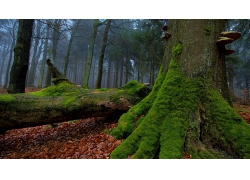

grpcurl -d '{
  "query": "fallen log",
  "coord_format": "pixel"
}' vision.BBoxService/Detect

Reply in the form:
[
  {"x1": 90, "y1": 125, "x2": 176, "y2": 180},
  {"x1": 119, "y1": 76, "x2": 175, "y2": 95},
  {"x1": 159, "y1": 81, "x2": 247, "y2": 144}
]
[{"x1": 0, "y1": 60, "x2": 150, "y2": 133}]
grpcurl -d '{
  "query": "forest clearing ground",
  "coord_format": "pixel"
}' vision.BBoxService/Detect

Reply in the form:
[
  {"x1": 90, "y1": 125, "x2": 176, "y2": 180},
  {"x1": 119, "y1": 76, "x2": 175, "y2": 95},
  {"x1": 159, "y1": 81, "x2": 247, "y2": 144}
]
[{"x1": 0, "y1": 87, "x2": 249, "y2": 159}]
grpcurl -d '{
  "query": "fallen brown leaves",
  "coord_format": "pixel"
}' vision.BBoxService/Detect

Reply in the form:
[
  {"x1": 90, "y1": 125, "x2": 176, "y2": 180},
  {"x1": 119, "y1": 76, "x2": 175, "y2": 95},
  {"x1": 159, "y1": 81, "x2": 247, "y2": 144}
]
[
  {"x1": 0, "y1": 117, "x2": 122, "y2": 159},
  {"x1": 234, "y1": 104, "x2": 250, "y2": 124}
]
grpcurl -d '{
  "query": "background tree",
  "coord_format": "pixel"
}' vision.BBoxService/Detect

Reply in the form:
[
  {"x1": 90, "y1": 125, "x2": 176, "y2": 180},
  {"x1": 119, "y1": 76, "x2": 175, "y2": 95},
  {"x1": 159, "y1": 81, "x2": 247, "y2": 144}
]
[
  {"x1": 26, "y1": 20, "x2": 42, "y2": 87},
  {"x1": 96, "y1": 19, "x2": 112, "y2": 89},
  {"x1": 37, "y1": 20, "x2": 50, "y2": 88},
  {"x1": 81, "y1": 19, "x2": 101, "y2": 89},
  {"x1": 3, "y1": 20, "x2": 18, "y2": 88},
  {"x1": 63, "y1": 19, "x2": 81, "y2": 76},
  {"x1": 7, "y1": 19, "x2": 34, "y2": 93}
]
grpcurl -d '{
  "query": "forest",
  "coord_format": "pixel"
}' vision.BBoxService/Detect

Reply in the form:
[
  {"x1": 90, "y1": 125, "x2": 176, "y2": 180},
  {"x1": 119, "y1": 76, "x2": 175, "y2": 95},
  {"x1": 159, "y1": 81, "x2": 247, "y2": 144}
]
[{"x1": 0, "y1": 19, "x2": 250, "y2": 162}]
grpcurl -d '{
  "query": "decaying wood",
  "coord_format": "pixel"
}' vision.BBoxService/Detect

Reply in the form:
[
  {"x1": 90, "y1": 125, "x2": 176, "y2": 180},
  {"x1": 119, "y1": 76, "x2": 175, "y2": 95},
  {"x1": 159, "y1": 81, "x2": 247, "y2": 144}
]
[{"x1": 0, "y1": 61, "x2": 150, "y2": 133}]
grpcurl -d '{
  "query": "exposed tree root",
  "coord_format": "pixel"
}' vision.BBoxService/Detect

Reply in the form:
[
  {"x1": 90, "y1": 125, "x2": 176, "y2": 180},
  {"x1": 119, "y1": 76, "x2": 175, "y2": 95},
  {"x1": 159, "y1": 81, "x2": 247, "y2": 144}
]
[{"x1": 110, "y1": 58, "x2": 250, "y2": 159}]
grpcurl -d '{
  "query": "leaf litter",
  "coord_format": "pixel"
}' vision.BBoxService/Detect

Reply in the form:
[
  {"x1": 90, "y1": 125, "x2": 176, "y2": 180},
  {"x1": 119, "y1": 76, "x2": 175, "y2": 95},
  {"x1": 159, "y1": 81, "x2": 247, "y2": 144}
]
[{"x1": 0, "y1": 117, "x2": 122, "y2": 159}]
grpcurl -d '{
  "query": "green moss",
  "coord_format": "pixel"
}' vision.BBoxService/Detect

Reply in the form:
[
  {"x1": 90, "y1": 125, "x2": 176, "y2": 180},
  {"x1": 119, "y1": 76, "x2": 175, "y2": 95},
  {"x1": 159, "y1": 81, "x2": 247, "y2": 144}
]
[
  {"x1": 110, "y1": 68, "x2": 165, "y2": 140},
  {"x1": 135, "y1": 116, "x2": 144, "y2": 127},
  {"x1": 111, "y1": 58, "x2": 202, "y2": 158},
  {"x1": 110, "y1": 80, "x2": 151, "y2": 105},
  {"x1": 94, "y1": 88, "x2": 109, "y2": 92},
  {"x1": 29, "y1": 81, "x2": 83, "y2": 98},
  {"x1": 111, "y1": 43, "x2": 192, "y2": 159},
  {"x1": 110, "y1": 113, "x2": 136, "y2": 139},
  {"x1": 172, "y1": 41, "x2": 183, "y2": 57},
  {"x1": 0, "y1": 94, "x2": 15, "y2": 103},
  {"x1": 203, "y1": 26, "x2": 212, "y2": 36},
  {"x1": 203, "y1": 88, "x2": 250, "y2": 158}
]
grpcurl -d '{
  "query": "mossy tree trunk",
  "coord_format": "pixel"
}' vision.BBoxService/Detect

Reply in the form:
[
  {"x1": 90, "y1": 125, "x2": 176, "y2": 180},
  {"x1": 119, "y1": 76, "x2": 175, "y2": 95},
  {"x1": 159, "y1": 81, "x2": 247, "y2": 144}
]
[
  {"x1": 96, "y1": 19, "x2": 112, "y2": 89},
  {"x1": 7, "y1": 19, "x2": 34, "y2": 93},
  {"x1": 0, "y1": 59, "x2": 150, "y2": 133},
  {"x1": 110, "y1": 19, "x2": 250, "y2": 159}
]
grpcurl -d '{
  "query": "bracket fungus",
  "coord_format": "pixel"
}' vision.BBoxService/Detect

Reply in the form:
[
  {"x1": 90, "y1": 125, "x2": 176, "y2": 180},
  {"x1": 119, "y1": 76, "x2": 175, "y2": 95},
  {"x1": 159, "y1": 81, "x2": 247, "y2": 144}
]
[
  {"x1": 161, "y1": 32, "x2": 171, "y2": 41},
  {"x1": 161, "y1": 25, "x2": 171, "y2": 41},
  {"x1": 224, "y1": 49, "x2": 235, "y2": 56},
  {"x1": 162, "y1": 25, "x2": 168, "y2": 31},
  {"x1": 220, "y1": 31, "x2": 241, "y2": 41},
  {"x1": 216, "y1": 37, "x2": 234, "y2": 46},
  {"x1": 216, "y1": 31, "x2": 241, "y2": 56}
]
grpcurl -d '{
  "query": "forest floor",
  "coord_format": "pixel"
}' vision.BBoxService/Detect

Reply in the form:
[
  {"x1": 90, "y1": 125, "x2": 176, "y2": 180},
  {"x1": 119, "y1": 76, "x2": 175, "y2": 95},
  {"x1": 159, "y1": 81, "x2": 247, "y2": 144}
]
[{"x1": 0, "y1": 87, "x2": 250, "y2": 159}]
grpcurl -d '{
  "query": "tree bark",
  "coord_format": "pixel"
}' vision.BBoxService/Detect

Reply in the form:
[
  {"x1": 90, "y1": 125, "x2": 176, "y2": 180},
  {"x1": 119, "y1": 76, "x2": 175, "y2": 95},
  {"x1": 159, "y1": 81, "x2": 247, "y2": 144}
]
[
  {"x1": 96, "y1": 19, "x2": 112, "y2": 89},
  {"x1": 63, "y1": 19, "x2": 81, "y2": 76},
  {"x1": 82, "y1": 19, "x2": 99, "y2": 89},
  {"x1": 110, "y1": 19, "x2": 250, "y2": 159},
  {"x1": 4, "y1": 21, "x2": 17, "y2": 89},
  {"x1": 0, "y1": 42, "x2": 9, "y2": 86},
  {"x1": 38, "y1": 20, "x2": 50, "y2": 88},
  {"x1": 0, "y1": 79, "x2": 150, "y2": 134},
  {"x1": 27, "y1": 20, "x2": 41, "y2": 87},
  {"x1": 7, "y1": 19, "x2": 34, "y2": 93}
]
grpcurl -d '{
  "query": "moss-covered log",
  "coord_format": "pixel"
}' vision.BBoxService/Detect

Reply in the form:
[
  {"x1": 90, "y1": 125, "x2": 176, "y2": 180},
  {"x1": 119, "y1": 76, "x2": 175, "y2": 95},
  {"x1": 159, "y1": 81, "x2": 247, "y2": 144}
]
[
  {"x1": 110, "y1": 20, "x2": 250, "y2": 159},
  {"x1": 0, "y1": 80, "x2": 150, "y2": 133}
]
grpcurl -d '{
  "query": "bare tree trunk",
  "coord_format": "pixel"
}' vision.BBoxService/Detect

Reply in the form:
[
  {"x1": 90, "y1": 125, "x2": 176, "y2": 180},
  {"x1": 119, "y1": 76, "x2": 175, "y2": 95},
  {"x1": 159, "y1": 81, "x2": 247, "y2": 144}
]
[
  {"x1": 38, "y1": 20, "x2": 50, "y2": 88},
  {"x1": 0, "y1": 42, "x2": 9, "y2": 86},
  {"x1": 106, "y1": 58, "x2": 111, "y2": 88},
  {"x1": 4, "y1": 21, "x2": 17, "y2": 89},
  {"x1": 113, "y1": 59, "x2": 119, "y2": 88},
  {"x1": 7, "y1": 19, "x2": 34, "y2": 93},
  {"x1": 119, "y1": 58, "x2": 124, "y2": 87},
  {"x1": 27, "y1": 20, "x2": 41, "y2": 87},
  {"x1": 63, "y1": 19, "x2": 81, "y2": 76},
  {"x1": 96, "y1": 19, "x2": 112, "y2": 89},
  {"x1": 82, "y1": 19, "x2": 99, "y2": 89}
]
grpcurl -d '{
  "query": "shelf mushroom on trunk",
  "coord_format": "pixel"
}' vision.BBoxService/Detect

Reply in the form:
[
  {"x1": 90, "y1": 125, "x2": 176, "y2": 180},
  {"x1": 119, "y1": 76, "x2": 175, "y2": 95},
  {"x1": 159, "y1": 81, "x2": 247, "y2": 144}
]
[
  {"x1": 216, "y1": 31, "x2": 241, "y2": 56},
  {"x1": 161, "y1": 25, "x2": 171, "y2": 41}
]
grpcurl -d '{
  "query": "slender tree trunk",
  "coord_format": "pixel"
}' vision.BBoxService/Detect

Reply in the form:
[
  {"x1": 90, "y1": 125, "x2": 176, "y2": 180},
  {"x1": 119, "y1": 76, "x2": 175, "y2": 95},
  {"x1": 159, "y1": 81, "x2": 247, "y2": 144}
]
[
  {"x1": 37, "y1": 21, "x2": 50, "y2": 88},
  {"x1": 245, "y1": 75, "x2": 249, "y2": 99},
  {"x1": 96, "y1": 19, "x2": 112, "y2": 89},
  {"x1": 106, "y1": 58, "x2": 111, "y2": 88},
  {"x1": 27, "y1": 20, "x2": 41, "y2": 87},
  {"x1": 63, "y1": 19, "x2": 81, "y2": 76},
  {"x1": 137, "y1": 60, "x2": 140, "y2": 82},
  {"x1": 82, "y1": 19, "x2": 99, "y2": 89},
  {"x1": 125, "y1": 47, "x2": 130, "y2": 84},
  {"x1": 7, "y1": 19, "x2": 34, "y2": 93},
  {"x1": 4, "y1": 21, "x2": 17, "y2": 89},
  {"x1": 0, "y1": 43, "x2": 9, "y2": 86},
  {"x1": 110, "y1": 19, "x2": 250, "y2": 159},
  {"x1": 119, "y1": 58, "x2": 124, "y2": 87},
  {"x1": 52, "y1": 19, "x2": 61, "y2": 61},
  {"x1": 113, "y1": 59, "x2": 119, "y2": 88}
]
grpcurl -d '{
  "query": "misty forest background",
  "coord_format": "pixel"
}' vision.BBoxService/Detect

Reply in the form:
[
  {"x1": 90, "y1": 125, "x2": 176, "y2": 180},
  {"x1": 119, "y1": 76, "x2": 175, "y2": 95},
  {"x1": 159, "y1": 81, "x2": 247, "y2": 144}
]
[{"x1": 0, "y1": 19, "x2": 249, "y2": 100}]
